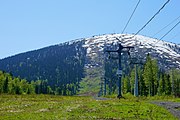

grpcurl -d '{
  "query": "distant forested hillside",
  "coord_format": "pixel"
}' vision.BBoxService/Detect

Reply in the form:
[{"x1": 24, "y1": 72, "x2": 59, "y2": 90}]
[{"x1": 0, "y1": 41, "x2": 86, "y2": 90}]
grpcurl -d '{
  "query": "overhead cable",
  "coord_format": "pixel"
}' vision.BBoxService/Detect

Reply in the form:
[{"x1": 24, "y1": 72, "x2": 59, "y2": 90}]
[
  {"x1": 133, "y1": 0, "x2": 171, "y2": 37},
  {"x1": 121, "y1": 0, "x2": 141, "y2": 34},
  {"x1": 152, "y1": 16, "x2": 180, "y2": 37},
  {"x1": 160, "y1": 20, "x2": 180, "y2": 40},
  {"x1": 169, "y1": 32, "x2": 180, "y2": 40}
]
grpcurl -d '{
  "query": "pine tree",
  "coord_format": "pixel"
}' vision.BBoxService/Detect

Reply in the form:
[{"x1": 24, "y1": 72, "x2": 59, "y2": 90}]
[
  {"x1": 3, "y1": 77, "x2": 9, "y2": 93},
  {"x1": 138, "y1": 67, "x2": 146, "y2": 96},
  {"x1": 14, "y1": 78, "x2": 22, "y2": 94},
  {"x1": 35, "y1": 80, "x2": 41, "y2": 94},
  {"x1": 174, "y1": 78, "x2": 180, "y2": 97},
  {"x1": 158, "y1": 73, "x2": 165, "y2": 95},
  {"x1": 152, "y1": 60, "x2": 158, "y2": 95},
  {"x1": 20, "y1": 79, "x2": 29, "y2": 94},
  {"x1": 143, "y1": 54, "x2": 153, "y2": 96},
  {"x1": 27, "y1": 84, "x2": 35, "y2": 94},
  {"x1": 170, "y1": 69, "x2": 180, "y2": 97},
  {"x1": 164, "y1": 74, "x2": 171, "y2": 95},
  {"x1": 62, "y1": 84, "x2": 67, "y2": 95},
  {"x1": 0, "y1": 72, "x2": 4, "y2": 94},
  {"x1": 8, "y1": 77, "x2": 15, "y2": 94},
  {"x1": 122, "y1": 76, "x2": 131, "y2": 94}
]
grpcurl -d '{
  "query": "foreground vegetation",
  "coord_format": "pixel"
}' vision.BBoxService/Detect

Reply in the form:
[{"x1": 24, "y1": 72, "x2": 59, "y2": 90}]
[
  {"x1": 0, "y1": 94, "x2": 179, "y2": 120},
  {"x1": 0, "y1": 71, "x2": 79, "y2": 96}
]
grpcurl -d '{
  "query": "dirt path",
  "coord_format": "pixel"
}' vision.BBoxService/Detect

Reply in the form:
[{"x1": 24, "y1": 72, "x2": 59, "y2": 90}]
[{"x1": 152, "y1": 101, "x2": 180, "y2": 119}]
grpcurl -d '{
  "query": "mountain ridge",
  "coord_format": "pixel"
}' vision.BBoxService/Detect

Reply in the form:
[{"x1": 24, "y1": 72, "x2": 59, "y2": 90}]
[
  {"x1": 80, "y1": 33, "x2": 180, "y2": 69},
  {"x1": 0, "y1": 33, "x2": 179, "y2": 88}
]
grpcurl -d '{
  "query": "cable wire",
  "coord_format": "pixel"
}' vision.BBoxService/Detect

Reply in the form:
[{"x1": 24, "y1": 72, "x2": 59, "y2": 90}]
[
  {"x1": 152, "y1": 16, "x2": 180, "y2": 37},
  {"x1": 169, "y1": 31, "x2": 180, "y2": 40},
  {"x1": 119, "y1": 0, "x2": 171, "y2": 42},
  {"x1": 160, "y1": 20, "x2": 180, "y2": 40},
  {"x1": 133, "y1": 0, "x2": 171, "y2": 37},
  {"x1": 121, "y1": 0, "x2": 141, "y2": 34}
]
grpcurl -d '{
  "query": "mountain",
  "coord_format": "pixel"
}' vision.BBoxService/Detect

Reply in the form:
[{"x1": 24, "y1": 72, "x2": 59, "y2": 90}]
[
  {"x1": 83, "y1": 34, "x2": 180, "y2": 70},
  {"x1": 0, "y1": 33, "x2": 180, "y2": 89}
]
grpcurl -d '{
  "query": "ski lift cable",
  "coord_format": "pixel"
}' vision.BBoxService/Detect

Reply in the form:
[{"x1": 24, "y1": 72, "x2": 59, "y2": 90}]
[
  {"x1": 153, "y1": 20, "x2": 180, "y2": 45},
  {"x1": 115, "y1": 0, "x2": 171, "y2": 42},
  {"x1": 169, "y1": 31, "x2": 180, "y2": 40},
  {"x1": 116, "y1": 0, "x2": 141, "y2": 43},
  {"x1": 152, "y1": 15, "x2": 180, "y2": 37},
  {"x1": 121, "y1": 0, "x2": 141, "y2": 34},
  {"x1": 114, "y1": 0, "x2": 170, "y2": 61},
  {"x1": 129, "y1": 0, "x2": 171, "y2": 64},
  {"x1": 132, "y1": 0, "x2": 171, "y2": 37},
  {"x1": 160, "y1": 20, "x2": 180, "y2": 40}
]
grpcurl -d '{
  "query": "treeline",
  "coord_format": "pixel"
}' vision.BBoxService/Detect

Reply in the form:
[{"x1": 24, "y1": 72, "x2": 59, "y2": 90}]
[
  {"x1": 105, "y1": 54, "x2": 180, "y2": 97},
  {"x1": 0, "y1": 71, "x2": 79, "y2": 95}
]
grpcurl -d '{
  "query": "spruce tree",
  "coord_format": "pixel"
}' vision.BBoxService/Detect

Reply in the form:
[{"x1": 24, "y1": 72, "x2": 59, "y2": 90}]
[
  {"x1": 138, "y1": 67, "x2": 146, "y2": 96},
  {"x1": 158, "y1": 73, "x2": 165, "y2": 95},
  {"x1": 164, "y1": 74, "x2": 171, "y2": 95},
  {"x1": 152, "y1": 60, "x2": 158, "y2": 95},
  {"x1": 122, "y1": 76, "x2": 131, "y2": 94},
  {"x1": 3, "y1": 77, "x2": 8, "y2": 93},
  {"x1": 143, "y1": 54, "x2": 153, "y2": 96}
]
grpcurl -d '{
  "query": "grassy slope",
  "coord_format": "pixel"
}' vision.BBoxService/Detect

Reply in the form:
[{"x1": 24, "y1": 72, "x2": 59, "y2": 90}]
[
  {"x1": 0, "y1": 94, "x2": 178, "y2": 120},
  {"x1": 79, "y1": 68, "x2": 102, "y2": 95}
]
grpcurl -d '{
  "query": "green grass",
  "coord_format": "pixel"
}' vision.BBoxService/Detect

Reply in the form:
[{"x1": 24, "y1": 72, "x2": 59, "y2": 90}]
[
  {"x1": 0, "y1": 94, "x2": 178, "y2": 120},
  {"x1": 79, "y1": 68, "x2": 102, "y2": 94},
  {"x1": 79, "y1": 77, "x2": 100, "y2": 94}
]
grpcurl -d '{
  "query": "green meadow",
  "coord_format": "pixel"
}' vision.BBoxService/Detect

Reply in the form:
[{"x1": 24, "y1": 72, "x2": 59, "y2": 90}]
[{"x1": 0, "y1": 94, "x2": 179, "y2": 120}]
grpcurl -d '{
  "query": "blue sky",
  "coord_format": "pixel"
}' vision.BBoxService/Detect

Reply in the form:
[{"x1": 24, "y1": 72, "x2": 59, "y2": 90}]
[{"x1": 0, "y1": 0, "x2": 180, "y2": 59}]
